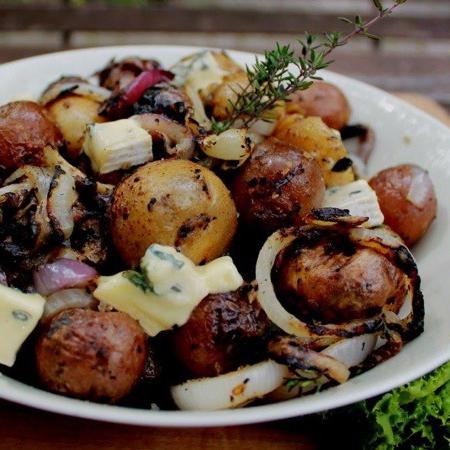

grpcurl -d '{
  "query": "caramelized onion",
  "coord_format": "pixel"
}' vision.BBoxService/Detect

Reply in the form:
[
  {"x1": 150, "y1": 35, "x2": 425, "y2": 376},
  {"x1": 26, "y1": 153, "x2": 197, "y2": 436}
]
[
  {"x1": 131, "y1": 113, "x2": 194, "y2": 159},
  {"x1": 33, "y1": 258, "x2": 98, "y2": 296},
  {"x1": 47, "y1": 168, "x2": 77, "y2": 240},
  {"x1": 43, "y1": 288, "x2": 96, "y2": 320}
]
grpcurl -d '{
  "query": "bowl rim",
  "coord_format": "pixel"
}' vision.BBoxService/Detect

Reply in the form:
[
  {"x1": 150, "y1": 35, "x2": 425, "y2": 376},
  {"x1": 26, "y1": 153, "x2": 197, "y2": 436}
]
[{"x1": 0, "y1": 44, "x2": 449, "y2": 428}]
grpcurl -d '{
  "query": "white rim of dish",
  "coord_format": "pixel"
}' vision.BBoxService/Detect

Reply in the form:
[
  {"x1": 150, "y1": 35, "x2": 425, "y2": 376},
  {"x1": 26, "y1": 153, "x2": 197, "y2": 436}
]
[{"x1": 0, "y1": 45, "x2": 449, "y2": 427}]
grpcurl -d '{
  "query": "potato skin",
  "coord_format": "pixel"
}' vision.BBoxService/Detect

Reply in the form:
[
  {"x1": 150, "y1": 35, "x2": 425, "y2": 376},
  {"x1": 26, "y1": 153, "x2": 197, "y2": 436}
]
[
  {"x1": 46, "y1": 95, "x2": 105, "y2": 159},
  {"x1": 209, "y1": 72, "x2": 248, "y2": 120},
  {"x1": 276, "y1": 236, "x2": 407, "y2": 323},
  {"x1": 35, "y1": 309, "x2": 147, "y2": 403},
  {"x1": 230, "y1": 137, "x2": 325, "y2": 232},
  {"x1": 289, "y1": 81, "x2": 351, "y2": 130},
  {"x1": 111, "y1": 159, "x2": 237, "y2": 266},
  {"x1": 172, "y1": 286, "x2": 268, "y2": 377},
  {"x1": 273, "y1": 115, "x2": 354, "y2": 187},
  {"x1": 369, "y1": 164, "x2": 437, "y2": 246},
  {"x1": 0, "y1": 101, "x2": 62, "y2": 171}
]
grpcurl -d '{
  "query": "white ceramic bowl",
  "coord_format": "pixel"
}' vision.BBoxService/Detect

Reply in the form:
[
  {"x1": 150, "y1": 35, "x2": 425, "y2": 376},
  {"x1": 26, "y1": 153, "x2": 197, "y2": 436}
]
[{"x1": 0, "y1": 46, "x2": 449, "y2": 427}]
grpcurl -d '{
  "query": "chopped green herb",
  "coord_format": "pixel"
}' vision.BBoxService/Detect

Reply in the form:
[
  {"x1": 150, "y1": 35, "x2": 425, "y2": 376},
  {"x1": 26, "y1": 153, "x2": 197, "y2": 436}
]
[
  {"x1": 149, "y1": 247, "x2": 184, "y2": 269},
  {"x1": 12, "y1": 310, "x2": 30, "y2": 321},
  {"x1": 123, "y1": 269, "x2": 154, "y2": 293}
]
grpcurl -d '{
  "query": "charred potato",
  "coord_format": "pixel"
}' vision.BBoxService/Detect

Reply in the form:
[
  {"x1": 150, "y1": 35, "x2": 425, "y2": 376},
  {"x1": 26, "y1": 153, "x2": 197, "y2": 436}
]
[
  {"x1": 111, "y1": 160, "x2": 237, "y2": 266},
  {"x1": 275, "y1": 232, "x2": 407, "y2": 323},
  {"x1": 35, "y1": 309, "x2": 147, "y2": 402},
  {"x1": 369, "y1": 164, "x2": 437, "y2": 246},
  {"x1": 273, "y1": 115, "x2": 354, "y2": 187},
  {"x1": 231, "y1": 137, "x2": 325, "y2": 232},
  {"x1": 289, "y1": 81, "x2": 351, "y2": 130},
  {"x1": 46, "y1": 95, "x2": 106, "y2": 160},
  {"x1": 172, "y1": 286, "x2": 268, "y2": 377},
  {"x1": 0, "y1": 101, "x2": 62, "y2": 171}
]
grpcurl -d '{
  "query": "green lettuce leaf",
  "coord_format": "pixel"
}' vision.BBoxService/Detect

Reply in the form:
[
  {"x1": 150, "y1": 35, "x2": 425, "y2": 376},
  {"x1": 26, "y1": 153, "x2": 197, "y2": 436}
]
[{"x1": 314, "y1": 361, "x2": 450, "y2": 449}]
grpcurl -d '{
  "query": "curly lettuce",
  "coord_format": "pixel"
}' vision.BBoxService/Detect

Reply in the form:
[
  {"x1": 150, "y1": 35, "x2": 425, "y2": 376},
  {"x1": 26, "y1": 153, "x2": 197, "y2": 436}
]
[
  {"x1": 317, "y1": 361, "x2": 450, "y2": 449},
  {"x1": 366, "y1": 361, "x2": 450, "y2": 449}
]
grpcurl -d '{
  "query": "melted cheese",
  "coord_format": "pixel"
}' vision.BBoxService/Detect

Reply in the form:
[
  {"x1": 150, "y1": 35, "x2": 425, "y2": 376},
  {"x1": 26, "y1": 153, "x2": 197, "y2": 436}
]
[
  {"x1": 94, "y1": 245, "x2": 243, "y2": 336},
  {"x1": 0, "y1": 285, "x2": 45, "y2": 367},
  {"x1": 83, "y1": 119, "x2": 153, "y2": 174},
  {"x1": 323, "y1": 179, "x2": 384, "y2": 227}
]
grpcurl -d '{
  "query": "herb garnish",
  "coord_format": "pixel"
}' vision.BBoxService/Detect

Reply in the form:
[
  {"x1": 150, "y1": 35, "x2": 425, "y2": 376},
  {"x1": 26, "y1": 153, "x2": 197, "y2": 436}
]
[
  {"x1": 211, "y1": 0, "x2": 408, "y2": 134},
  {"x1": 123, "y1": 269, "x2": 154, "y2": 293}
]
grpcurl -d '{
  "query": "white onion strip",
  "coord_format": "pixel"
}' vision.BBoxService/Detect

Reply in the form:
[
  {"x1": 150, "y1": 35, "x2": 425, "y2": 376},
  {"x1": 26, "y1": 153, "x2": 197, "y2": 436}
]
[
  {"x1": 171, "y1": 360, "x2": 289, "y2": 411},
  {"x1": 43, "y1": 288, "x2": 95, "y2": 320},
  {"x1": 322, "y1": 333, "x2": 377, "y2": 368}
]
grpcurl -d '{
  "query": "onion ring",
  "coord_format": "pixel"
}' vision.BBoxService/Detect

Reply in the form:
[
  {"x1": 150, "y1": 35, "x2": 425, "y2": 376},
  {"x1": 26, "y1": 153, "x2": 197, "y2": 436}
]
[{"x1": 255, "y1": 210, "x2": 424, "y2": 343}]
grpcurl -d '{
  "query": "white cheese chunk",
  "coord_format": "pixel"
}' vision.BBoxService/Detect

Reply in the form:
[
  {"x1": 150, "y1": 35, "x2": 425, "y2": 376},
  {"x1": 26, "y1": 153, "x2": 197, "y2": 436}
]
[
  {"x1": 94, "y1": 244, "x2": 243, "y2": 336},
  {"x1": 171, "y1": 50, "x2": 228, "y2": 91},
  {"x1": 322, "y1": 179, "x2": 384, "y2": 227},
  {"x1": 83, "y1": 119, "x2": 153, "y2": 174},
  {"x1": 0, "y1": 285, "x2": 45, "y2": 367}
]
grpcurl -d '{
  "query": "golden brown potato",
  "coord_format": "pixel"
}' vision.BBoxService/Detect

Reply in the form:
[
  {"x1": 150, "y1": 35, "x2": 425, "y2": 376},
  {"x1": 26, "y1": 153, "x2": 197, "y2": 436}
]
[
  {"x1": 35, "y1": 309, "x2": 147, "y2": 402},
  {"x1": 289, "y1": 81, "x2": 351, "y2": 130},
  {"x1": 46, "y1": 95, "x2": 106, "y2": 159},
  {"x1": 111, "y1": 159, "x2": 237, "y2": 266},
  {"x1": 230, "y1": 137, "x2": 325, "y2": 232},
  {"x1": 0, "y1": 101, "x2": 62, "y2": 171},
  {"x1": 369, "y1": 164, "x2": 437, "y2": 246},
  {"x1": 275, "y1": 234, "x2": 407, "y2": 323},
  {"x1": 209, "y1": 72, "x2": 249, "y2": 120},
  {"x1": 172, "y1": 286, "x2": 268, "y2": 377},
  {"x1": 273, "y1": 114, "x2": 354, "y2": 187}
]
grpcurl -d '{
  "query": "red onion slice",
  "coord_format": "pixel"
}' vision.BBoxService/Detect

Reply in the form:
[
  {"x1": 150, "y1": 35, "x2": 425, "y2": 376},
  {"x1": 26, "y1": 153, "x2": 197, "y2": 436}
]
[
  {"x1": 33, "y1": 258, "x2": 98, "y2": 296},
  {"x1": 122, "y1": 69, "x2": 174, "y2": 106}
]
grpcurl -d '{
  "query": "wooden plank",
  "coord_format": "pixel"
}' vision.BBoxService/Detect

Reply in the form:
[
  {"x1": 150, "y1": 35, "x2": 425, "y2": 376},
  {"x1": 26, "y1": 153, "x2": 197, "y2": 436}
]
[
  {"x1": 0, "y1": 400, "x2": 317, "y2": 450},
  {"x1": 0, "y1": 5, "x2": 449, "y2": 38}
]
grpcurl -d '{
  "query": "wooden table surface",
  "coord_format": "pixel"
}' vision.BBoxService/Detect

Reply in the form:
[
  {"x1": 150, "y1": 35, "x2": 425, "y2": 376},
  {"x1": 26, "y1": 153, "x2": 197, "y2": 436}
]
[{"x1": 0, "y1": 95, "x2": 448, "y2": 450}]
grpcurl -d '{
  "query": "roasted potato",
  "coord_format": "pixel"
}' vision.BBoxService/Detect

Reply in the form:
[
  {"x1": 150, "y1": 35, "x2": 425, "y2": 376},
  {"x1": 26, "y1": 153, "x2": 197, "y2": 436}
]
[
  {"x1": 275, "y1": 233, "x2": 407, "y2": 323},
  {"x1": 231, "y1": 137, "x2": 325, "y2": 232},
  {"x1": 369, "y1": 164, "x2": 437, "y2": 246},
  {"x1": 46, "y1": 95, "x2": 106, "y2": 160},
  {"x1": 289, "y1": 81, "x2": 351, "y2": 130},
  {"x1": 111, "y1": 160, "x2": 238, "y2": 266},
  {"x1": 35, "y1": 309, "x2": 147, "y2": 402},
  {"x1": 0, "y1": 101, "x2": 62, "y2": 171},
  {"x1": 172, "y1": 286, "x2": 268, "y2": 377},
  {"x1": 209, "y1": 72, "x2": 249, "y2": 120},
  {"x1": 273, "y1": 115, "x2": 354, "y2": 187}
]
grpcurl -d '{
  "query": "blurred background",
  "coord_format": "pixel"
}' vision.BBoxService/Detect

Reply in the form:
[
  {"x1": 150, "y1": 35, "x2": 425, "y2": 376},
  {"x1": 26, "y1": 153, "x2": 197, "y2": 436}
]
[{"x1": 0, "y1": 0, "x2": 449, "y2": 112}]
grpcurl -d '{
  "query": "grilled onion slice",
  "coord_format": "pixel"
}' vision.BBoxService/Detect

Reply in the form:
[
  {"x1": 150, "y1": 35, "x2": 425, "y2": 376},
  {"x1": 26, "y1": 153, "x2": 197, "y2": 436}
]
[{"x1": 171, "y1": 360, "x2": 288, "y2": 411}]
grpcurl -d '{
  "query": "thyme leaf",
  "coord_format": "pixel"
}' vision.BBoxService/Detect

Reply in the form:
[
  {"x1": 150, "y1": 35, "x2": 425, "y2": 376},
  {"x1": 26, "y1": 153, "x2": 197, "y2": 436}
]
[{"x1": 211, "y1": 0, "x2": 408, "y2": 134}]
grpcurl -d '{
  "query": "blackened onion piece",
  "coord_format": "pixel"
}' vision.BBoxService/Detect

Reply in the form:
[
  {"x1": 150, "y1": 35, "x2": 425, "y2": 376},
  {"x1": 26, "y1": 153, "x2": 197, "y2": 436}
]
[{"x1": 268, "y1": 336, "x2": 350, "y2": 384}]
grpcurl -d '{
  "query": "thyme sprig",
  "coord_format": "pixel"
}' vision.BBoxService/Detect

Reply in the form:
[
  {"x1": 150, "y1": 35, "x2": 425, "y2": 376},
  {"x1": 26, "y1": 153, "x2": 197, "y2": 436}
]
[{"x1": 211, "y1": 0, "x2": 408, "y2": 134}]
